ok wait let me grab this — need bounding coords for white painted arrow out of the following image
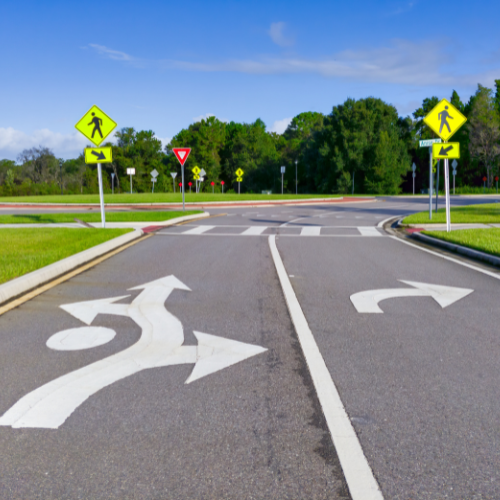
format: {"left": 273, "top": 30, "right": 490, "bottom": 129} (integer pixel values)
{"left": 0, "top": 275, "right": 266, "bottom": 429}
{"left": 350, "top": 280, "right": 473, "bottom": 313}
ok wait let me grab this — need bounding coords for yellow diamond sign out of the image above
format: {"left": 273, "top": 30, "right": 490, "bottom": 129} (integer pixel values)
{"left": 75, "top": 105, "right": 118, "bottom": 146}
{"left": 423, "top": 99, "right": 467, "bottom": 141}
{"left": 235, "top": 168, "right": 244, "bottom": 177}
{"left": 84, "top": 147, "right": 113, "bottom": 164}
{"left": 192, "top": 166, "right": 201, "bottom": 175}
{"left": 432, "top": 142, "right": 460, "bottom": 160}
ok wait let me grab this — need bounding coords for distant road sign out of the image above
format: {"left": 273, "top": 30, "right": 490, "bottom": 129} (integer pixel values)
{"left": 192, "top": 166, "right": 201, "bottom": 175}
{"left": 172, "top": 148, "right": 191, "bottom": 166}
{"left": 126, "top": 168, "right": 135, "bottom": 175}
{"left": 423, "top": 99, "right": 467, "bottom": 141}
{"left": 171, "top": 172, "right": 177, "bottom": 179}
{"left": 75, "top": 105, "right": 117, "bottom": 147}
{"left": 281, "top": 166, "right": 286, "bottom": 173}
{"left": 412, "top": 163, "right": 416, "bottom": 172}
{"left": 199, "top": 168, "right": 206, "bottom": 177}
{"left": 432, "top": 142, "right": 460, "bottom": 159}
{"left": 419, "top": 138, "right": 442, "bottom": 148}
{"left": 235, "top": 168, "right": 244, "bottom": 177}
{"left": 151, "top": 169, "right": 159, "bottom": 179}
{"left": 84, "top": 147, "right": 112, "bottom": 164}
{"left": 236, "top": 177, "right": 243, "bottom": 182}
{"left": 194, "top": 174, "right": 200, "bottom": 180}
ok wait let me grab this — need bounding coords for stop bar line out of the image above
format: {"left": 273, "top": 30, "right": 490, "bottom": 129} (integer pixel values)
{"left": 268, "top": 234, "right": 384, "bottom": 500}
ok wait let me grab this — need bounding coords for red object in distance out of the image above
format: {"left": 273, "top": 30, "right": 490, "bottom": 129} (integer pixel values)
{"left": 496, "top": 176, "right": 499, "bottom": 181}
{"left": 172, "top": 148, "right": 191, "bottom": 166}
{"left": 188, "top": 182, "right": 192, "bottom": 187}
{"left": 483, "top": 176, "right": 487, "bottom": 181}
{"left": 179, "top": 182, "right": 182, "bottom": 187}
{"left": 221, "top": 181, "right": 225, "bottom": 185}
{"left": 211, "top": 181, "right": 215, "bottom": 186}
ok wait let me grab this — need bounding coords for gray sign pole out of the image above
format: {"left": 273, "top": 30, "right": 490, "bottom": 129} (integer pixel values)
{"left": 181, "top": 165, "right": 185, "bottom": 211}
{"left": 130, "top": 173, "right": 133, "bottom": 194}
{"left": 295, "top": 160, "right": 298, "bottom": 195}
{"left": 429, "top": 148, "right": 433, "bottom": 219}
{"left": 444, "top": 158, "right": 451, "bottom": 232}
{"left": 435, "top": 160, "right": 440, "bottom": 213}
{"left": 111, "top": 173, "right": 114, "bottom": 195}
{"left": 97, "top": 163, "right": 106, "bottom": 228}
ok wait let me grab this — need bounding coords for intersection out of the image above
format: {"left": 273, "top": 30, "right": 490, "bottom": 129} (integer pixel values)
{"left": 0, "top": 197, "right": 499, "bottom": 499}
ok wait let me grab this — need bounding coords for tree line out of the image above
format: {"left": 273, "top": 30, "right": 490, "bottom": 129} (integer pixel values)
{"left": 1, "top": 81, "right": 500, "bottom": 196}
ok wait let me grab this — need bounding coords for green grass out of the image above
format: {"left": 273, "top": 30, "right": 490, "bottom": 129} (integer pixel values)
{"left": 0, "top": 228, "right": 133, "bottom": 285}
{"left": 0, "top": 210, "right": 201, "bottom": 224}
{"left": 403, "top": 203, "right": 500, "bottom": 224}
{"left": 422, "top": 228, "right": 500, "bottom": 258}
{"left": 0, "top": 193, "right": 342, "bottom": 204}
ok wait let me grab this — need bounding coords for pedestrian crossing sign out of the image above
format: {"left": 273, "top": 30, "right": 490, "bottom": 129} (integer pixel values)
{"left": 235, "top": 168, "right": 244, "bottom": 177}
{"left": 423, "top": 99, "right": 466, "bottom": 141}
{"left": 75, "top": 105, "right": 118, "bottom": 147}
{"left": 192, "top": 166, "right": 201, "bottom": 175}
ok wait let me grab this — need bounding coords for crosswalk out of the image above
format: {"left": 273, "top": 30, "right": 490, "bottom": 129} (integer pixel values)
{"left": 159, "top": 225, "right": 385, "bottom": 237}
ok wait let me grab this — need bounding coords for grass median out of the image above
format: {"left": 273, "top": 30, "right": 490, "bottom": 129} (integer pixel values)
{"left": 0, "top": 228, "right": 133, "bottom": 285}
{"left": 403, "top": 203, "right": 500, "bottom": 225}
{"left": 0, "top": 193, "right": 342, "bottom": 204}
{"left": 422, "top": 228, "right": 500, "bottom": 258}
{"left": 0, "top": 210, "right": 202, "bottom": 224}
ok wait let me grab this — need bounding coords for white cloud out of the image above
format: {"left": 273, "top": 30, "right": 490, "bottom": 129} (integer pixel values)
{"left": 268, "top": 22, "right": 294, "bottom": 47}
{"left": 88, "top": 40, "right": 500, "bottom": 89}
{"left": 158, "top": 137, "right": 172, "bottom": 149}
{"left": 269, "top": 118, "right": 292, "bottom": 134}
{"left": 193, "top": 113, "right": 215, "bottom": 122}
{"left": 89, "top": 44, "right": 133, "bottom": 61}
{"left": 0, "top": 128, "right": 119, "bottom": 161}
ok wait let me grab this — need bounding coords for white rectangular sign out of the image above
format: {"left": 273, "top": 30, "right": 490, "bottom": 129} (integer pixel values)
{"left": 126, "top": 168, "right": 136, "bottom": 175}
{"left": 419, "top": 138, "right": 442, "bottom": 148}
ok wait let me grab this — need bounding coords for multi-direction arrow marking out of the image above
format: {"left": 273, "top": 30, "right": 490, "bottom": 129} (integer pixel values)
{"left": 0, "top": 276, "right": 267, "bottom": 429}
{"left": 350, "top": 280, "right": 473, "bottom": 313}
{"left": 91, "top": 150, "right": 106, "bottom": 160}
{"left": 438, "top": 145, "right": 454, "bottom": 157}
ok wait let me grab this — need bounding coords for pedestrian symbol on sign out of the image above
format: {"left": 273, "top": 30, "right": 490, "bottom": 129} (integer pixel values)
{"left": 438, "top": 106, "right": 453, "bottom": 135}
{"left": 89, "top": 113, "right": 103, "bottom": 139}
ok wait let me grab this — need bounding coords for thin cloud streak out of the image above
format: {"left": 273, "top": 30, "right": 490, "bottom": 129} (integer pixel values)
{"left": 268, "top": 22, "right": 294, "bottom": 47}
{"left": 88, "top": 40, "right": 500, "bottom": 88}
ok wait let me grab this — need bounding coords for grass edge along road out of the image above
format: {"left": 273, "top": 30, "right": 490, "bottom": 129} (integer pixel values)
{"left": 403, "top": 203, "right": 500, "bottom": 224}
{"left": 0, "top": 228, "right": 133, "bottom": 285}
{"left": 0, "top": 211, "right": 202, "bottom": 225}
{"left": 0, "top": 193, "right": 342, "bottom": 204}
{"left": 422, "top": 228, "right": 500, "bottom": 258}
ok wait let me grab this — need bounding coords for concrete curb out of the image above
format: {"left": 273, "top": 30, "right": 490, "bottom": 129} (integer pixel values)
{"left": 0, "top": 229, "right": 144, "bottom": 306}
{"left": 400, "top": 222, "right": 499, "bottom": 229}
{"left": 411, "top": 232, "right": 500, "bottom": 267}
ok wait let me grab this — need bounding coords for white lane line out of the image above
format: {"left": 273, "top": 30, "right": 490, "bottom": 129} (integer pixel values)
{"left": 390, "top": 236, "right": 500, "bottom": 281}
{"left": 182, "top": 225, "right": 215, "bottom": 235}
{"left": 241, "top": 226, "right": 268, "bottom": 235}
{"left": 358, "top": 227, "right": 382, "bottom": 237}
{"left": 268, "top": 235, "right": 384, "bottom": 500}
{"left": 300, "top": 226, "right": 321, "bottom": 236}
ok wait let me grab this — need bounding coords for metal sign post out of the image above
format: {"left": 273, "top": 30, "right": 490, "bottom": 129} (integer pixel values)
{"left": 127, "top": 168, "right": 135, "bottom": 194}
{"left": 150, "top": 169, "right": 159, "bottom": 193}
{"left": 172, "top": 148, "right": 192, "bottom": 212}
{"left": 412, "top": 163, "right": 416, "bottom": 195}
{"left": 171, "top": 172, "right": 177, "bottom": 192}
{"left": 281, "top": 166, "right": 285, "bottom": 194}
{"left": 452, "top": 159, "right": 458, "bottom": 194}
{"left": 444, "top": 158, "right": 451, "bottom": 232}
{"left": 295, "top": 160, "right": 298, "bottom": 195}
{"left": 97, "top": 163, "right": 106, "bottom": 228}
{"left": 111, "top": 172, "right": 115, "bottom": 195}
{"left": 221, "top": 180, "right": 225, "bottom": 193}
{"left": 420, "top": 139, "right": 442, "bottom": 220}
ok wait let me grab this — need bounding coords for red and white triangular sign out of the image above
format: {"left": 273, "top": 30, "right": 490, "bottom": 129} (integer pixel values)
{"left": 172, "top": 148, "right": 191, "bottom": 166}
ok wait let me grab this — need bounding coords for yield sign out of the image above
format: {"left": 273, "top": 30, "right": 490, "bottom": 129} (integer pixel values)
{"left": 172, "top": 148, "right": 191, "bottom": 166}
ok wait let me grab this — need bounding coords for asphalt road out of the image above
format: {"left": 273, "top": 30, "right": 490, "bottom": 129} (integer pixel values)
{"left": 0, "top": 196, "right": 499, "bottom": 499}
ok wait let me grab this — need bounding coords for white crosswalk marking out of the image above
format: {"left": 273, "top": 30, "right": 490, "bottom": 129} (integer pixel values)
{"left": 182, "top": 225, "right": 215, "bottom": 235}
{"left": 241, "top": 226, "right": 268, "bottom": 235}
{"left": 357, "top": 227, "right": 382, "bottom": 237}
{"left": 300, "top": 227, "right": 321, "bottom": 236}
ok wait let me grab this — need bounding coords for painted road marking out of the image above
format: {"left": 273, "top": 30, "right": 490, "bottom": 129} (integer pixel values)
{"left": 268, "top": 235, "right": 383, "bottom": 500}
{"left": 300, "top": 226, "right": 321, "bottom": 236}
{"left": 182, "top": 225, "right": 215, "bottom": 235}
{"left": 350, "top": 280, "right": 474, "bottom": 313}
{"left": 46, "top": 326, "right": 116, "bottom": 350}
{"left": 0, "top": 276, "right": 266, "bottom": 429}
{"left": 358, "top": 227, "right": 382, "bottom": 237}
{"left": 241, "top": 226, "right": 268, "bottom": 235}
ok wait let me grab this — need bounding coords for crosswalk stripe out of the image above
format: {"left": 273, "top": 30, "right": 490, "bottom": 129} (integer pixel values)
{"left": 182, "top": 225, "right": 215, "bottom": 235}
{"left": 300, "top": 227, "right": 321, "bottom": 236}
{"left": 357, "top": 227, "right": 382, "bottom": 237}
{"left": 241, "top": 226, "right": 268, "bottom": 235}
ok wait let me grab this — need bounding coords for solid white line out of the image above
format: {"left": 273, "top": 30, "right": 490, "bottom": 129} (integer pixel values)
{"left": 390, "top": 236, "right": 500, "bottom": 281}
{"left": 268, "top": 235, "right": 384, "bottom": 500}
{"left": 377, "top": 215, "right": 401, "bottom": 228}
{"left": 358, "top": 227, "right": 382, "bottom": 237}
{"left": 241, "top": 226, "right": 268, "bottom": 235}
{"left": 300, "top": 226, "right": 321, "bottom": 236}
{"left": 182, "top": 225, "right": 215, "bottom": 235}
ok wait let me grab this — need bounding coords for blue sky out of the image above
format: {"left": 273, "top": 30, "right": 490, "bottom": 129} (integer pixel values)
{"left": 1, "top": 0, "right": 499, "bottom": 160}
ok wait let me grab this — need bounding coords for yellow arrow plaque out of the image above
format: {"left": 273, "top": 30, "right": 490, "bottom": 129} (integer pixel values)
{"left": 75, "top": 105, "right": 118, "bottom": 146}
{"left": 236, "top": 177, "right": 243, "bottom": 182}
{"left": 432, "top": 142, "right": 460, "bottom": 160}
{"left": 423, "top": 99, "right": 467, "bottom": 141}
{"left": 84, "top": 147, "right": 113, "bottom": 164}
